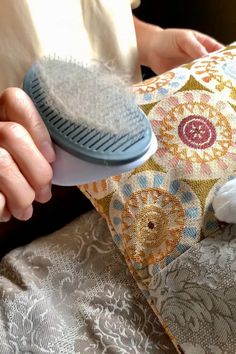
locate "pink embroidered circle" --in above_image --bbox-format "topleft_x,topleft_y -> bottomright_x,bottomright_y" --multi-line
178,115 -> 216,149
148,90 -> 236,179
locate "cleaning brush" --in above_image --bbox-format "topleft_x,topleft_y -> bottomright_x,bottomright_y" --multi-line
23,57 -> 157,186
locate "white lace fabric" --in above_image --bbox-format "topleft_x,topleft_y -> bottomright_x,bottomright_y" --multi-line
0,210 -> 175,353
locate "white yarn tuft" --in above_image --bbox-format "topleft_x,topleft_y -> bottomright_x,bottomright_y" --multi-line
35,56 -> 144,136
212,179 -> 236,224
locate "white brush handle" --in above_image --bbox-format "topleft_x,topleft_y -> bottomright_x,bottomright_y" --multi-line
52,132 -> 157,186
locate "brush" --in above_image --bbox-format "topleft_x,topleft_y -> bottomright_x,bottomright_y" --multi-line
23,57 -> 157,186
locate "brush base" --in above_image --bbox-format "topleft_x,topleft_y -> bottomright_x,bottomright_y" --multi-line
52,132 -> 158,186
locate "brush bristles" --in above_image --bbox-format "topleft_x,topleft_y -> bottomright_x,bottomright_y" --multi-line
35,56 -> 145,137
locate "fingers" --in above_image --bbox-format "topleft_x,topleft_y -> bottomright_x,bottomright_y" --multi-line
0,192 -> 11,222
0,147 -> 35,220
194,32 -> 223,53
0,88 -> 55,163
0,121 -> 53,198
180,31 -> 208,58
0,87 -> 55,222
181,31 -> 223,59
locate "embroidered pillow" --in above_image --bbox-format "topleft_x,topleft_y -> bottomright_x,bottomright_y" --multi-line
79,43 -> 236,352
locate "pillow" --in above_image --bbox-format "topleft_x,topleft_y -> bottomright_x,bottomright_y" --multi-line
80,43 -> 236,353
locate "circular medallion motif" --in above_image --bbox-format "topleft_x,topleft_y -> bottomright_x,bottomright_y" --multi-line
149,91 -> 236,179
191,49 -> 236,103
110,172 -> 201,267
128,190 -> 184,258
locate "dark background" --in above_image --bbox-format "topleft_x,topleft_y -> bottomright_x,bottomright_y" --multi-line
134,0 -> 236,44
133,0 -> 236,78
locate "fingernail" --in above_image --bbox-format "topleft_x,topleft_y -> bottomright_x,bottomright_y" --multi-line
13,206 -> 33,221
40,141 -> 56,163
0,215 -> 10,222
36,185 -> 52,203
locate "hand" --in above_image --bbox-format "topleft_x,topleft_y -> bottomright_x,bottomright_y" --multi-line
134,17 -> 223,74
0,88 -> 55,222
144,28 -> 223,74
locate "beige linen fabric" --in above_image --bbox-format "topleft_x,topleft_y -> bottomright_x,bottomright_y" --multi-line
0,0 -> 141,93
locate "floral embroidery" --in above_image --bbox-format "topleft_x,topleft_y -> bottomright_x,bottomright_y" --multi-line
80,175 -> 122,200
132,67 -> 190,104
80,45 -> 236,354
191,49 -> 236,103
149,91 -> 236,179
110,173 -> 201,268
178,115 -> 216,149
0,211 -> 175,354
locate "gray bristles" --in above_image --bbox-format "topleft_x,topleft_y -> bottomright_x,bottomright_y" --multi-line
35,56 -> 145,136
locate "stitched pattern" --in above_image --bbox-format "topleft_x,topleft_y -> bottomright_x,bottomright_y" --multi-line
80,44 -> 236,353
80,46 -> 236,273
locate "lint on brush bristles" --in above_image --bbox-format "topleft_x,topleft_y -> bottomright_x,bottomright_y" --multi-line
23,54 -> 157,185
35,55 -> 145,138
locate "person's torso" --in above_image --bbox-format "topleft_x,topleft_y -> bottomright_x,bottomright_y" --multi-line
0,0 -> 140,93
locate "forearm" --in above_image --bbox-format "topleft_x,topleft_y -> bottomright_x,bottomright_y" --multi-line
133,16 -> 163,67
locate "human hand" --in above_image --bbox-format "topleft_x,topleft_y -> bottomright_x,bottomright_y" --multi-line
134,17 -> 223,75
144,28 -> 223,74
0,88 -> 55,222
